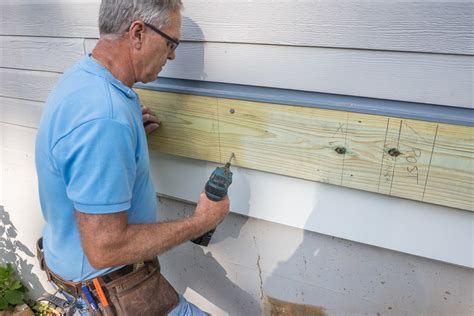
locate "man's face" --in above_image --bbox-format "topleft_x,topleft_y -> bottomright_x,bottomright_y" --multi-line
136,10 -> 181,83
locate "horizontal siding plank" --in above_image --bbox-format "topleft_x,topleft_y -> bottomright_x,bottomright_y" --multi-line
138,89 -> 474,211
0,68 -> 60,102
87,39 -> 474,108
0,97 -> 44,128
2,1 -> 472,55
102,40 -> 471,108
0,2 -> 100,38
0,36 -> 84,72
183,1 -> 474,55
164,43 -> 473,108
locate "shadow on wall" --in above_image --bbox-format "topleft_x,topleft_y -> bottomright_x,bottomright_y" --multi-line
0,205 -> 45,298
185,244 -> 263,314
256,188 -> 330,315
158,16 -> 207,81
157,196 -> 261,314
184,16 -> 207,81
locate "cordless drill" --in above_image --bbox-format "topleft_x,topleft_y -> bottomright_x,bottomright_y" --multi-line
191,153 -> 235,246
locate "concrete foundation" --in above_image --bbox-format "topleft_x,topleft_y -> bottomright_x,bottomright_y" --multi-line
157,197 -> 473,316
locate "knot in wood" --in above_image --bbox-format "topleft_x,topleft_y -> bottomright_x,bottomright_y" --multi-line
388,148 -> 401,157
335,146 -> 346,154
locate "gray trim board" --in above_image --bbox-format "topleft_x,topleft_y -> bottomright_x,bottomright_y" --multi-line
135,78 -> 474,127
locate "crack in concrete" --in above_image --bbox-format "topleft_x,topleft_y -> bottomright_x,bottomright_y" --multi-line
256,254 -> 264,300
303,255 -> 307,273
253,236 -> 265,300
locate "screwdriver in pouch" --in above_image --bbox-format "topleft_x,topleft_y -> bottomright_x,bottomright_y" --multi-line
192,153 -> 235,246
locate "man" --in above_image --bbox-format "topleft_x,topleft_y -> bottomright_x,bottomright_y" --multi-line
35,0 -> 229,315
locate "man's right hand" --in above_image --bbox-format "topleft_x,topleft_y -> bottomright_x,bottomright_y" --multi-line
193,192 -> 230,233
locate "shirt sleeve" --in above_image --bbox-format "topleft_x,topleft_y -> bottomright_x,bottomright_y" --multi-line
52,118 -> 137,214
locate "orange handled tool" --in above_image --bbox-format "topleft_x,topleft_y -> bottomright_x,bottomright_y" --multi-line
92,278 -> 109,307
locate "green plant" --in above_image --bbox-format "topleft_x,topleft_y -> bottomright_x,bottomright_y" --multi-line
0,264 -> 28,310
32,301 -> 59,316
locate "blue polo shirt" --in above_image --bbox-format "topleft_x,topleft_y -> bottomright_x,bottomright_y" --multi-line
35,55 -> 157,281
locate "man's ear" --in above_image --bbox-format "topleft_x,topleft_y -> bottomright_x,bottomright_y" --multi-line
129,20 -> 145,49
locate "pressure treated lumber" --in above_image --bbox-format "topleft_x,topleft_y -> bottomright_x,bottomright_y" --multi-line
139,91 -> 221,163
423,124 -> 473,210
137,89 -> 473,211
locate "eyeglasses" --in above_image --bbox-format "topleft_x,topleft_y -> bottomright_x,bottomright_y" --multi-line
143,22 -> 180,52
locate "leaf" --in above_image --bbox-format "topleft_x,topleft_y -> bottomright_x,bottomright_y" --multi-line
6,226 -> 17,238
0,271 -> 8,282
11,280 -> 22,290
14,241 -> 35,257
0,265 -> 12,283
4,289 -> 24,305
0,297 -> 8,310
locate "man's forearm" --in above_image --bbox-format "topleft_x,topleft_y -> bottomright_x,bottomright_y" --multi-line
110,217 -> 208,266
77,193 -> 229,270
78,212 -> 210,269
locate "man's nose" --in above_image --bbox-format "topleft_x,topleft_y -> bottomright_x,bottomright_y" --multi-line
167,50 -> 176,60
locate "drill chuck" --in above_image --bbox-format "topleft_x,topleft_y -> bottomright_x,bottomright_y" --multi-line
192,154 -> 234,246
205,167 -> 233,201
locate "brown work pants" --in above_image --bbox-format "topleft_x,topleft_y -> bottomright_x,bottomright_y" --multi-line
37,238 -> 179,315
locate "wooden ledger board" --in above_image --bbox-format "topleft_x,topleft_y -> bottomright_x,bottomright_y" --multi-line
137,89 -> 473,211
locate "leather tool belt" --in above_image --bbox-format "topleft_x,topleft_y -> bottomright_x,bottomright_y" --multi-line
37,238 -> 179,315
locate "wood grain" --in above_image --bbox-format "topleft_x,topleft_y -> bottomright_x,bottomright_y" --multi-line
341,113 -> 388,192
139,89 -> 221,162
423,124 -> 473,210
390,120 -> 438,201
217,98 -> 345,185
137,89 -> 473,211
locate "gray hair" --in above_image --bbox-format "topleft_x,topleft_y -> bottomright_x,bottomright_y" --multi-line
99,0 -> 183,38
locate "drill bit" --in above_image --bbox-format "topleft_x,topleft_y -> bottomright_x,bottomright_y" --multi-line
225,153 -> 235,168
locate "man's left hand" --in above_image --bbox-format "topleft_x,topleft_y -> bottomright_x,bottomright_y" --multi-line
141,106 -> 161,134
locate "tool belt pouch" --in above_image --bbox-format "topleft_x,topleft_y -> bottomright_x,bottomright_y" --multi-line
104,260 -> 179,315
37,238 -> 179,316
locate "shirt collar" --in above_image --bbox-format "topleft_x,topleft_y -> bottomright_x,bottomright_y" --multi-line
79,54 -> 137,99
